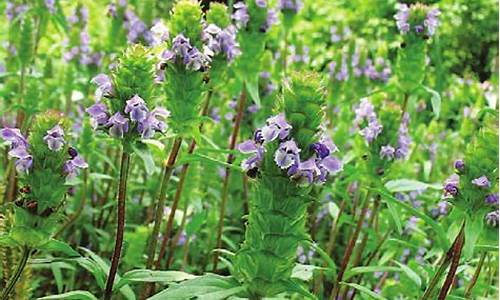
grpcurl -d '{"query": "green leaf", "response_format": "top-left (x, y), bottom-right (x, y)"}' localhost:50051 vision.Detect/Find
top-left (292, 264), bottom-right (323, 281)
top-left (37, 291), bottom-right (98, 300)
top-left (374, 187), bottom-right (449, 250)
top-left (245, 75), bottom-right (260, 107)
top-left (344, 266), bottom-right (401, 281)
top-left (385, 200), bottom-right (403, 235)
top-left (40, 240), bottom-right (80, 257)
top-left (78, 247), bottom-right (136, 300)
top-left (328, 202), bottom-right (340, 221)
top-left (422, 85), bottom-right (441, 118)
top-left (340, 282), bottom-right (388, 300)
top-left (393, 261), bottom-right (421, 287)
top-left (463, 215), bottom-right (484, 259)
top-left (384, 179), bottom-right (441, 193)
top-left (202, 286), bottom-right (246, 300)
top-left (114, 270), bottom-right (197, 290)
top-left (148, 274), bottom-right (240, 300)
top-left (0, 234), bottom-right (19, 247)
top-left (133, 144), bottom-right (155, 175)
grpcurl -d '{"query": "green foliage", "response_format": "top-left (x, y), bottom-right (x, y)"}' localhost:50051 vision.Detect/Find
top-left (396, 40), bottom-right (427, 93)
top-left (281, 71), bottom-right (326, 150)
top-left (206, 2), bottom-right (230, 29)
top-left (169, 0), bottom-right (203, 49)
top-left (163, 64), bottom-right (205, 137)
top-left (111, 45), bottom-right (157, 111)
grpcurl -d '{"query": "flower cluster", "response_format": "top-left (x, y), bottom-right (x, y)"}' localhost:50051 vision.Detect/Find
top-left (278, 0), bottom-right (303, 14)
top-left (6, 1), bottom-right (28, 22)
top-left (161, 34), bottom-right (212, 71)
top-left (0, 126), bottom-right (87, 178)
top-left (232, 0), bottom-right (277, 33)
top-left (353, 98), bottom-right (383, 144)
top-left (329, 51), bottom-right (391, 83)
top-left (0, 128), bottom-right (32, 172)
top-left (444, 160), bottom-right (498, 227)
top-left (330, 25), bottom-right (351, 43)
top-left (87, 79), bottom-right (169, 139)
top-left (238, 114), bottom-right (342, 185)
top-left (63, 6), bottom-right (103, 66)
top-left (394, 3), bottom-right (440, 37)
top-left (202, 24), bottom-right (241, 62)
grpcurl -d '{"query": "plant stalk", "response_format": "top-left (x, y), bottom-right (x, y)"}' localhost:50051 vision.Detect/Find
top-left (1, 246), bottom-right (30, 300)
top-left (464, 251), bottom-right (487, 298)
top-left (330, 191), bottom-right (371, 300)
top-left (103, 150), bottom-right (131, 300)
top-left (212, 83), bottom-right (247, 271)
top-left (437, 225), bottom-right (465, 300)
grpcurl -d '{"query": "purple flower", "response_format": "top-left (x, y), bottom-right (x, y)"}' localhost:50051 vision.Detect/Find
top-left (354, 99), bottom-right (383, 144)
top-left (106, 113), bottom-right (129, 138)
top-left (232, 2), bottom-right (249, 29)
top-left (289, 158), bottom-right (321, 184)
top-left (274, 140), bottom-right (300, 169)
top-left (395, 113), bottom-right (411, 159)
top-left (91, 74), bottom-right (113, 100)
top-left (444, 182), bottom-right (459, 197)
top-left (261, 114), bottom-right (291, 142)
top-left (163, 34), bottom-right (209, 71)
top-left (261, 9), bottom-right (278, 32)
top-left (86, 102), bottom-right (109, 129)
top-left (485, 194), bottom-right (499, 205)
top-left (278, 0), bottom-right (303, 14)
top-left (64, 154), bottom-right (88, 179)
top-left (424, 8), bottom-right (440, 36)
top-left (9, 146), bottom-right (33, 173)
top-left (151, 21), bottom-right (169, 46)
top-left (0, 127), bottom-right (29, 149)
top-left (394, 3), bottom-right (410, 34)
top-left (137, 107), bottom-right (170, 138)
top-left (485, 211), bottom-right (499, 227)
top-left (310, 142), bottom-right (330, 159)
top-left (454, 159), bottom-right (465, 173)
top-left (336, 55), bottom-right (349, 81)
top-left (380, 145), bottom-right (395, 160)
top-left (472, 176), bottom-right (491, 188)
top-left (317, 156), bottom-right (342, 181)
top-left (45, 0), bottom-right (55, 14)
top-left (203, 24), bottom-right (240, 62)
top-left (43, 125), bottom-right (66, 152)
top-left (125, 95), bottom-right (149, 122)
top-left (238, 139), bottom-right (265, 171)
top-left (255, 0), bottom-right (267, 8)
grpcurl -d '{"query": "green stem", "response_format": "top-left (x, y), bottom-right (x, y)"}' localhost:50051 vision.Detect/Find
top-left (464, 251), bottom-right (486, 298)
top-left (1, 246), bottom-right (30, 300)
top-left (213, 83), bottom-right (247, 271)
top-left (104, 150), bottom-right (131, 300)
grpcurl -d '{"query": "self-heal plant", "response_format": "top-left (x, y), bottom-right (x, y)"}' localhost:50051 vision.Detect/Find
top-left (87, 44), bottom-right (164, 300)
top-left (143, 1), bottom-right (211, 288)
top-left (0, 113), bottom-right (87, 300)
top-left (234, 72), bottom-right (342, 298)
top-left (422, 123), bottom-right (498, 300)
top-left (394, 2), bottom-right (441, 96)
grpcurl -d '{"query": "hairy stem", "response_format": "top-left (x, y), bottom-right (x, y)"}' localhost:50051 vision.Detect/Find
top-left (212, 84), bottom-right (247, 271)
top-left (420, 223), bottom-right (465, 300)
top-left (437, 225), bottom-right (465, 300)
top-left (104, 150), bottom-right (131, 300)
top-left (1, 246), bottom-right (30, 300)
